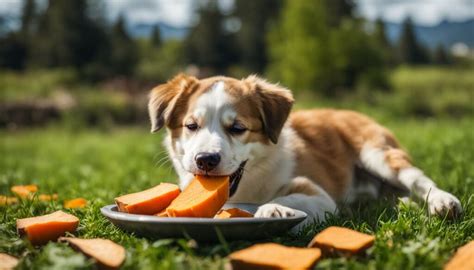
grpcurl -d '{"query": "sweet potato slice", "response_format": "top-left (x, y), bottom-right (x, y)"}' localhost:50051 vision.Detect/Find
top-left (11, 184), bottom-right (38, 198)
top-left (166, 175), bottom-right (229, 217)
top-left (39, 194), bottom-right (58, 202)
top-left (115, 183), bottom-right (180, 215)
top-left (59, 237), bottom-right (126, 269)
top-left (155, 209), bottom-right (168, 217)
top-left (64, 198), bottom-right (88, 209)
top-left (0, 196), bottom-right (18, 206)
top-left (229, 243), bottom-right (321, 270)
top-left (0, 253), bottom-right (19, 270)
top-left (215, 208), bottom-right (253, 218)
top-left (308, 226), bottom-right (375, 255)
top-left (444, 240), bottom-right (474, 270)
top-left (16, 210), bottom-right (79, 245)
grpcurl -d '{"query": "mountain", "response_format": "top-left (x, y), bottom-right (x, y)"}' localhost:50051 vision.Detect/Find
top-left (385, 19), bottom-right (474, 48)
top-left (128, 22), bottom-right (189, 40)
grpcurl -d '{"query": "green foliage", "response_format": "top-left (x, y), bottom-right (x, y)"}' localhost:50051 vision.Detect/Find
top-left (151, 26), bottom-right (162, 48)
top-left (267, 0), bottom-right (387, 95)
top-left (136, 39), bottom-right (186, 83)
top-left (108, 15), bottom-right (139, 76)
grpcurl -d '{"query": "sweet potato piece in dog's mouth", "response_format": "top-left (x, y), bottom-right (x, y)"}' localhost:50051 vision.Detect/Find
top-left (215, 208), bottom-right (253, 218)
top-left (166, 175), bottom-right (229, 217)
top-left (59, 237), bottom-right (126, 269)
top-left (229, 243), bottom-right (321, 270)
top-left (115, 183), bottom-right (180, 215)
top-left (308, 226), bottom-right (375, 255)
top-left (16, 210), bottom-right (79, 245)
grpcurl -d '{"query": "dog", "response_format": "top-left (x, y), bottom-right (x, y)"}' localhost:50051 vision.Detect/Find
top-left (148, 74), bottom-right (462, 221)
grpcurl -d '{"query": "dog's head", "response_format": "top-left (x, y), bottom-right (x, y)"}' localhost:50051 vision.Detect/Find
top-left (148, 74), bottom-right (293, 196)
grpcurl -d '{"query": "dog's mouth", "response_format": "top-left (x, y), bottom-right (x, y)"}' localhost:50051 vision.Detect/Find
top-left (229, 161), bottom-right (247, 197)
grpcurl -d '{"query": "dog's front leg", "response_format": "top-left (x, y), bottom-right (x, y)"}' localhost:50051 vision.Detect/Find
top-left (255, 177), bottom-right (337, 223)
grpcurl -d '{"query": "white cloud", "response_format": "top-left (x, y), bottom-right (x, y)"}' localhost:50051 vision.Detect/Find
top-left (357, 0), bottom-right (474, 25)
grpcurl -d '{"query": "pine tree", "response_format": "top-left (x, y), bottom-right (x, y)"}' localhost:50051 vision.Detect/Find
top-left (20, 0), bottom-right (36, 38)
top-left (234, 0), bottom-right (282, 73)
top-left (109, 15), bottom-right (138, 76)
top-left (374, 18), bottom-right (389, 48)
top-left (185, 0), bottom-right (237, 73)
top-left (151, 25), bottom-right (162, 47)
top-left (397, 17), bottom-right (429, 64)
top-left (433, 44), bottom-right (450, 65)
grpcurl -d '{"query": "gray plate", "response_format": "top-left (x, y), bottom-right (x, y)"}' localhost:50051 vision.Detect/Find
top-left (101, 203), bottom-right (307, 242)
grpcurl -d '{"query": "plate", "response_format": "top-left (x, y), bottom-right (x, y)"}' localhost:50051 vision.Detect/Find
top-left (101, 203), bottom-right (307, 242)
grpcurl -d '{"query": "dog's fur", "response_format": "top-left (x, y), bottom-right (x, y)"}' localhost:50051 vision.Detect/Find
top-left (148, 74), bottom-right (462, 221)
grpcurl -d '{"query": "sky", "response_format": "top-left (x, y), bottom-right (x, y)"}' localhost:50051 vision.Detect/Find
top-left (0, 0), bottom-right (473, 28)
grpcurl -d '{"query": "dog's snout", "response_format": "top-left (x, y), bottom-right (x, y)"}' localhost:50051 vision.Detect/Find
top-left (195, 152), bottom-right (221, 172)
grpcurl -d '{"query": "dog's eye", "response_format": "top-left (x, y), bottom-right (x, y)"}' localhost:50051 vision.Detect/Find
top-left (185, 123), bottom-right (199, 131)
top-left (228, 123), bottom-right (247, 135)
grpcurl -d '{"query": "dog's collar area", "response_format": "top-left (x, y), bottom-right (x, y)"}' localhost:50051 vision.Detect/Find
top-left (229, 161), bottom-right (247, 198)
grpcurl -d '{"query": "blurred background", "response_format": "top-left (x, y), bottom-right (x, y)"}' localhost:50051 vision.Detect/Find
top-left (0, 0), bottom-right (473, 129)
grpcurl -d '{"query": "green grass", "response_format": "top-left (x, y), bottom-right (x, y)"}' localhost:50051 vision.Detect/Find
top-left (1, 114), bottom-right (473, 269)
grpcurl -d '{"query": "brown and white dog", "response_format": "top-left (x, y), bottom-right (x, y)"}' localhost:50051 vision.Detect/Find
top-left (148, 74), bottom-right (462, 221)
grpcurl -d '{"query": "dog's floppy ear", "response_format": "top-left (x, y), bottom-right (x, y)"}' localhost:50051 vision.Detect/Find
top-left (148, 74), bottom-right (197, 133)
top-left (245, 75), bottom-right (294, 144)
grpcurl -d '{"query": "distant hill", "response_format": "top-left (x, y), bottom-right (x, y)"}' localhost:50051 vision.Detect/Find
top-left (128, 22), bottom-right (189, 40)
top-left (386, 19), bottom-right (474, 48)
top-left (129, 19), bottom-right (474, 49)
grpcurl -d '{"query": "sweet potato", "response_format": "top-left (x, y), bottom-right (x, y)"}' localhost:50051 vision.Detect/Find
top-left (0, 253), bottom-right (19, 270)
top-left (215, 208), bottom-right (253, 218)
top-left (16, 210), bottom-right (79, 245)
top-left (155, 209), bottom-right (168, 217)
top-left (308, 226), bottom-right (375, 255)
top-left (166, 175), bottom-right (229, 217)
top-left (229, 243), bottom-right (321, 270)
top-left (59, 237), bottom-right (126, 269)
top-left (64, 198), bottom-right (88, 209)
top-left (0, 196), bottom-right (18, 206)
top-left (115, 183), bottom-right (180, 215)
top-left (444, 240), bottom-right (474, 270)
top-left (11, 184), bottom-right (38, 198)
top-left (39, 194), bottom-right (58, 202)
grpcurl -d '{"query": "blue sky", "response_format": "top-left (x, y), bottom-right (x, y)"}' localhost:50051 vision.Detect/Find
top-left (0, 0), bottom-right (473, 27)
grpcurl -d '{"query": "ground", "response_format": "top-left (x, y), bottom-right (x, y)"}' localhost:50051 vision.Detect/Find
top-left (1, 66), bottom-right (473, 269)
top-left (1, 111), bottom-right (473, 269)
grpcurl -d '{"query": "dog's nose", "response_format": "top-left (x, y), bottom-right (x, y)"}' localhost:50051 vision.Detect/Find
top-left (195, 152), bottom-right (221, 172)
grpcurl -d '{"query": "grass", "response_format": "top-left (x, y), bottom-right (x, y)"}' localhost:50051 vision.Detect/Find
top-left (1, 113), bottom-right (473, 269)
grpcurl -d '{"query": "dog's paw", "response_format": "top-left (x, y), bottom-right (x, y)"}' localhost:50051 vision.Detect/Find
top-left (255, 203), bottom-right (296, 218)
top-left (427, 189), bottom-right (462, 218)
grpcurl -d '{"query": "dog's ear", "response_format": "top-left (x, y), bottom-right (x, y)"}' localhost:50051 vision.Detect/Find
top-left (148, 74), bottom-right (198, 133)
top-left (245, 75), bottom-right (294, 144)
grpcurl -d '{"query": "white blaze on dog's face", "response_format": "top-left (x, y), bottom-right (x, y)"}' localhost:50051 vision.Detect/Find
top-left (148, 74), bottom-right (293, 196)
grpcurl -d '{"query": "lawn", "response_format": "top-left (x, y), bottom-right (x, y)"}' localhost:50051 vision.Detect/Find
top-left (1, 112), bottom-right (473, 269)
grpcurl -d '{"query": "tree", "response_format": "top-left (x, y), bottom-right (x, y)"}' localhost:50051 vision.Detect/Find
top-left (20, 0), bottom-right (36, 38)
top-left (374, 18), bottom-right (389, 48)
top-left (233, 0), bottom-right (282, 73)
top-left (109, 15), bottom-right (139, 76)
top-left (266, 0), bottom-right (387, 95)
top-left (185, 0), bottom-right (238, 74)
top-left (32, 0), bottom-right (110, 72)
top-left (433, 44), bottom-right (450, 65)
top-left (151, 25), bottom-right (162, 47)
top-left (323, 0), bottom-right (354, 27)
top-left (397, 17), bottom-right (429, 64)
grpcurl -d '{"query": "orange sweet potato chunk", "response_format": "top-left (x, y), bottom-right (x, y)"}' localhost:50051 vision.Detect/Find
top-left (59, 237), bottom-right (126, 269)
top-left (115, 183), bottom-right (180, 215)
top-left (0, 253), bottom-right (19, 270)
top-left (229, 243), bottom-right (321, 270)
top-left (0, 196), bottom-right (18, 206)
top-left (166, 175), bottom-right (229, 218)
top-left (215, 208), bottom-right (253, 218)
top-left (444, 240), bottom-right (474, 270)
top-left (64, 198), bottom-right (88, 209)
top-left (16, 210), bottom-right (79, 245)
top-left (308, 226), bottom-right (375, 255)
top-left (11, 184), bottom-right (38, 198)
top-left (39, 194), bottom-right (58, 202)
